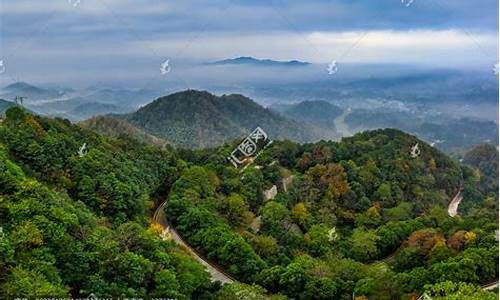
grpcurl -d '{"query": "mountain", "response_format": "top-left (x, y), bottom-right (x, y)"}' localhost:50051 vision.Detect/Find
top-left (0, 106), bottom-right (497, 299)
top-left (79, 115), bottom-right (168, 147)
top-left (210, 56), bottom-right (310, 67)
top-left (344, 109), bottom-right (499, 152)
top-left (28, 88), bottom-right (159, 121)
top-left (119, 90), bottom-right (323, 148)
top-left (274, 100), bottom-right (343, 130)
top-left (1, 81), bottom-right (63, 100)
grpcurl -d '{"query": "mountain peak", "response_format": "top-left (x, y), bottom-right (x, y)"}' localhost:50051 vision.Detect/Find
top-left (3, 81), bottom-right (42, 91)
top-left (1, 81), bottom-right (63, 101)
top-left (209, 56), bottom-right (310, 67)
top-left (121, 90), bottom-right (319, 148)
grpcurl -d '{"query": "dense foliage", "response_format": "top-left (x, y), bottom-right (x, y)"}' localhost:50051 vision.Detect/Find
top-left (0, 107), bottom-right (497, 299)
top-left (0, 108), bottom-right (216, 299)
top-left (121, 90), bottom-right (320, 148)
top-left (172, 128), bottom-right (498, 299)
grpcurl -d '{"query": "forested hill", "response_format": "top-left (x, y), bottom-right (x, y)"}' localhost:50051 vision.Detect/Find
top-left (171, 128), bottom-right (498, 299)
top-left (0, 107), bottom-right (497, 299)
top-left (119, 90), bottom-right (322, 148)
top-left (0, 107), bottom-right (217, 299)
top-left (79, 115), bottom-right (169, 148)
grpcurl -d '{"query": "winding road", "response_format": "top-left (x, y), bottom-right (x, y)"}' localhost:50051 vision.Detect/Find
top-left (482, 281), bottom-right (499, 291)
top-left (153, 200), bottom-right (236, 284)
top-left (447, 190), bottom-right (463, 217)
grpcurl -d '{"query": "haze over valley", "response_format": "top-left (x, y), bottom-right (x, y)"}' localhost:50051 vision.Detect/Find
top-left (1, 60), bottom-right (497, 153)
top-left (0, 1), bottom-right (498, 299)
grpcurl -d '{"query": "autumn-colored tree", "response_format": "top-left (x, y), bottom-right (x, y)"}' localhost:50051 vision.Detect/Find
top-left (447, 230), bottom-right (467, 251)
top-left (406, 229), bottom-right (445, 255)
top-left (429, 158), bottom-right (437, 172)
top-left (307, 163), bottom-right (350, 200)
top-left (292, 202), bottom-right (308, 225)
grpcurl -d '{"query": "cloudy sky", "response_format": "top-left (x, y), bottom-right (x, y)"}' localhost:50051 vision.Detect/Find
top-left (0, 0), bottom-right (498, 87)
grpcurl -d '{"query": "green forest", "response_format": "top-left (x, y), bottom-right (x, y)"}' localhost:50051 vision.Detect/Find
top-left (0, 107), bottom-right (498, 299)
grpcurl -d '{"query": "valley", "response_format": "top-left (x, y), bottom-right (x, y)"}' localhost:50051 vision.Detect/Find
top-left (0, 106), bottom-right (497, 299)
top-left (1, 1), bottom-right (498, 299)
top-left (2, 80), bottom-right (497, 155)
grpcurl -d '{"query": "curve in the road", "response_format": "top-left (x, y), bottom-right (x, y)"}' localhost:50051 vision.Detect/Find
top-left (447, 190), bottom-right (463, 217)
top-left (482, 280), bottom-right (499, 291)
top-left (153, 200), bottom-right (236, 284)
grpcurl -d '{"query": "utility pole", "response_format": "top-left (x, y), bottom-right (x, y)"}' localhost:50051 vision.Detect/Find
top-left (14, 96), bottom-right (26, 105)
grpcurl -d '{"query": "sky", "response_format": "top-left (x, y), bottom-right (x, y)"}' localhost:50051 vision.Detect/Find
top-left (0, 0), bottom-right (498, 87)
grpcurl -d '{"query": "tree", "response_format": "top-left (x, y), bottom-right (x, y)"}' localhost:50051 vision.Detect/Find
top-left (261, 201), bottom-right (291, 238)
top-left (291, 202), bottom-right (308, 226)
top-left (153, 269), bottom-right (182, 299)
top-left (383, 202), bottom-right (412, 222)
top-left (349, 228), bottom-right (380, 261)
top-left (219, 193), bottom-right (253, 227)
top-left (1, 267), bottom-right (69, 299)
top-left (303, 277), bottom-right (338, 300)
top-left (279, 259), bottom-right (311, 298)
top-left (394, 247), bottom-right (425, 272)
top-left (306, 163), bottom-right (350, 200)
top-left (247, 234), bottom-right (279, 259)
top-left (423, 281), bottom-right (497, 300)
top-left (373, 183), bottom-right (394, 207)
top-left (214, 283), bottom-right (286, 300)
top-left (355, 203), bottom-right (382, 228)
top-left (305, 224), bottom-right (332, 256)
top-left (447, 230), bottom-right (467, 251)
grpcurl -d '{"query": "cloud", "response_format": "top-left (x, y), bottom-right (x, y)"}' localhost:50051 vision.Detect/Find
top-left (0, 0), bottom-right (497, 86)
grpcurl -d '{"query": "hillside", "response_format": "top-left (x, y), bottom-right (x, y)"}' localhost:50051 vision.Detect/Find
top-left (463, 144), bottom-right (499, 198)
top-left (0, 107), bottom-right (497, 299)
top-left (274, 100), bottom-right (343, 131)
top-left (120, 90), bottom-right (322, 148)
top-left (79, 115), bottom-right (169, 147)
top-left (0, 99), bottom-right (16, 115)
top-left (0, 107), bottom-right (219, 299)
top-left (169, 128), bottom-right (498, 299)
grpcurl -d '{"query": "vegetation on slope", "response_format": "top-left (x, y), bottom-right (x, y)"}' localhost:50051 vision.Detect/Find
top-left (170, 128), bottom-right (498, 299)
top-left (121, 90), bottom-right (321, 148)
top-left (0, 107), bottom-right (215, 299)
top-left (0, 107), bottom-right (497, 299)
top-left (79, 115), bottom-right (168, 148)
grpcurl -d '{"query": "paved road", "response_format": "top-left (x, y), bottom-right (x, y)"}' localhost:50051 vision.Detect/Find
top-left (153, 201), bottom-right (236, 284)
top-left (482, 280), bottom-right (499, 291)
top-left (447, 190), bottom-right (463, 217)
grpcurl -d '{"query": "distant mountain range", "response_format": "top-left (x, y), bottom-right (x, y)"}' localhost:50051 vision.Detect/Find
top-left (115, 90), bottom-right (323, 148)
top-left (0, 82), bottom-right (161, 121)
top-left (209, 56), bottom-right (310, 67)
top-left (2, 80), bottom-right (497, 153)
top-left (1, 82), bottom-right (63, 101)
